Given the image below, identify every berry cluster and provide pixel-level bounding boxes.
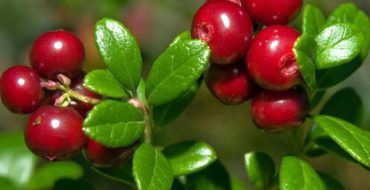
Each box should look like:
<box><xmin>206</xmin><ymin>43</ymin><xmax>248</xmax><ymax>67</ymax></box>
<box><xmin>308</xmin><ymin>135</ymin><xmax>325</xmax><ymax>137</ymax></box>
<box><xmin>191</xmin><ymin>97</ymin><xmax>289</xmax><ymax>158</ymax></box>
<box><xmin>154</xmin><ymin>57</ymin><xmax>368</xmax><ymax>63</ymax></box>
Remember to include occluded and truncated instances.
<box><xmin>0</xmin><ymin>31</ymin><xmax>131</xmax><ymax>166</ymax></box>
<box><xmin>193</xmin><ymin>0</ymin><xmax>308</xmax><ymax>132</ymax></box>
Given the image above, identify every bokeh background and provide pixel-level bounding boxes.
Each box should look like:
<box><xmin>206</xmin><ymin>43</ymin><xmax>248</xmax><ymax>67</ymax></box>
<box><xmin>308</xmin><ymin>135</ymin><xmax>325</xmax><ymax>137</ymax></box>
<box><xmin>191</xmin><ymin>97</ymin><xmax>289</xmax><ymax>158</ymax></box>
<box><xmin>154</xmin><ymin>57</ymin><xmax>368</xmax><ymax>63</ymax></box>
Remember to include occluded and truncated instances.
<box><xmin>0</xmin><ymin>0</ymin><xmax>369</xmax><ymax>189</ymax></box>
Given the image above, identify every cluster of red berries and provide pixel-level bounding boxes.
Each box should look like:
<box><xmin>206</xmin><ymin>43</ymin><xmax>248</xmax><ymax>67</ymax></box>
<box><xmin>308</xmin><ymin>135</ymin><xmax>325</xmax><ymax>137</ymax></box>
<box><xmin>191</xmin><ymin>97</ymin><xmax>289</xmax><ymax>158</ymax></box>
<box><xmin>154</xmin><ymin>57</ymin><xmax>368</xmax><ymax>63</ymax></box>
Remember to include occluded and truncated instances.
<box><xmin>0</xmin><ymin>31</ymin><xmax>131</xmax><ymax>166</ymax></box>
<box><xmin>192</xmin><ymin>0</ymin><xmax>308</xmax><ymax>132</ymax></box>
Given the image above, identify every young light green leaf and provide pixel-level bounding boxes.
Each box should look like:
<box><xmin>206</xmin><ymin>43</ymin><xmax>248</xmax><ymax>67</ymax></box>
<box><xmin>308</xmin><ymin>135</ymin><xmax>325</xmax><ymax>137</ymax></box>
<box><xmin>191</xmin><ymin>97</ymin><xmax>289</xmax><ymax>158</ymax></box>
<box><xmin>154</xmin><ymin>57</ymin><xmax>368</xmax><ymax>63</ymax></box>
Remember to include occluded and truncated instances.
<box><xmin>318</xmin><ymin>172</ymin><xmax>346</xmax><ymax>190</ymax></box>
<box><xmin>280</xmin><ymin>156</ymin><xmax>325</xmax><ymax>190</ymax></box>
<box><xmin>316</xmin><ymin>24</ymin><xmax>363</xmax><ymax>69</ymax></box>
<box><xmin>146</xmin><ymin>39</ymin><xmax>210</xmax><ymax>106</ymax></box>
<box><xmin>170</xmin><ymin>31</ymin><xmax>191</xmax><ymax>46</ymax></box>
<box><xmin>163</xmin><ymin>141</ymin><xmax>217</xmax><ymax>176</ymax></box>
<box><xmin>314</xmin><ymin>115</ymin><xmax>370</xmax><ymax>167</ymax></box>
<box><xmin>91</xmin><ymin>161</ymin><xmax>135</xmax><ymax>186</ymax></box>
<box><xmin>321</xmin><ymin>88</ymin><xmax>363</xmax><ymax>126</ymax></box>
<box><xmin>133</xmin><ymin>143</ymin><xmax>173</xmax><ymax>190</ymax></box>
<box><xmin>302</xmin><ymin>4</ymin><xmax>326</xmax><ymax>36</ymax></box>
<box><xmin>244</xmin><ymin>152</ymin><xmax>275</xmax><ymax>190</ymax></box>
<box><xmin>154</xmin><ymin>80</ymin><xmax>200</xmax><ymax>127</ymax></box>
<box><xmin>0</xmin><ymin>177</ymin><xmax>18</xmax><ymax>190</ymax></box>
<box><xmin>84</xmin><ymin>69</ymin><xmax>129</xmax><ymax>98</ymax></box>
<box><xmin>0</xmin><ymin>133</ymin><xmax>36</xmax><ymax>188</ymax></box>
<box><xmin>186</xmin><ymin>161</ymin><xmax>231</xmax><ymax>190</ymax></box>
<box><xmin>28</xmin><ymin>161</ymin><xmax>83</xmax><ymax>190</ymax></box>
<box><xmin>83</xmin><ymin>100</ymin><xmax>144</xmax><ymax>148</ymax></box>
<box><xmin>95</xmin><ymin>18</ymin><xmax>142</xmax><ymax>91</ymax></box>
<box><xmin>293</xmin><ymin>34</ymin><xmax>316</xmax><ymax>89</ymax></box>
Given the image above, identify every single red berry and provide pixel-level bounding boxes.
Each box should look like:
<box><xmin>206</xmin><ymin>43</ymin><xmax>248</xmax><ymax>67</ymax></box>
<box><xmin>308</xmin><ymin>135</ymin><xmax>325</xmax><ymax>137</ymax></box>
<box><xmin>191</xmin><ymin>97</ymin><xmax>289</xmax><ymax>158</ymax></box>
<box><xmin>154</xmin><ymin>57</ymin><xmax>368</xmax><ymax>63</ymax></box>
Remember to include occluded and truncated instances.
<box><xmin>192</xmin><ymin>1</ymin><xmax>253</xmax><ymax>64</ymax></box>
<box><xmin>251</xmin><ymin>88</ymin><xmax>308</xmax><ymax>132</ymax></box>
<box><xmin>205</xmin><ymin>61</ymin><xmax>254</xmax><ymax>104</ymax></box>
<box><xmin>242</xmin><ymin>0</ymin><xmax>302</xmax><ymax>25</ymax></box>
<box><xmin>247</xmin><ymin>25</ymin><xmax>301</xmax><ymax>90</ymax></box>
<box><xmin>0</xmin><ymin>66</ymin><xmax>43</xmax><ymax>113</ymax></box>
<box><xmin>30</xmin><ymin>30</ymin><xmax>85</xmax><ymax>80</ymax></box>
<box><xmin>84</xmin><ymin>139</ymin><xmax>135</xmax><ymax>168</ymax></box>
<box><xmin>207</xmin><ymin>0</ymin><xmax>242</xmax><ymax>6</ymax></box>
<box><xmin>25</xmin><ymin>106</ymin><xmax>86</xmax><ymax>161</ymax></box>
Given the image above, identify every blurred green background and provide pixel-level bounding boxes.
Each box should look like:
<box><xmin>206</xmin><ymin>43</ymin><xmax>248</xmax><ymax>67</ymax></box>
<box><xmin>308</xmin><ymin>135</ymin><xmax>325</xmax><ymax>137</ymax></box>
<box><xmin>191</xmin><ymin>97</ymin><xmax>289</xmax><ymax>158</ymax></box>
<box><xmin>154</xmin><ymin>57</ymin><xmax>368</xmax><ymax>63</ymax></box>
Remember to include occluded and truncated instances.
<box><xmin>0</xmin><ymin>0</ymin><xmax>369</xmax><ymax>189</ymax></box>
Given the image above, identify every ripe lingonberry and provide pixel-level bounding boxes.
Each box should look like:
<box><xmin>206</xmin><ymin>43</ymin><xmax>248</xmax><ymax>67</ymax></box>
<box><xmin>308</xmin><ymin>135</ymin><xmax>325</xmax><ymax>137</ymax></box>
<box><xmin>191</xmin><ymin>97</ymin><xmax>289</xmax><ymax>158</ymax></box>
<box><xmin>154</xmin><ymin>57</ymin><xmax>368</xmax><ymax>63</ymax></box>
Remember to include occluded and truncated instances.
<box><xmin>251</xmin><ymin>88</ymin><xmax>308</xmax><ymax>132</ymax></box>
<box><xmin>242</xmin><ymin>0</ymin><xmax>302</xmax><ymax>25</ymax></box>
<box><xmin>207</xmin><ymin>0</ymin><xmax>242</xmax><ymax>6</ymax></box>
<box><xmin>30</xmin><ymin>30</ymin><xmax>85</xmax><ymax>80</ymax></box>
<box><xmin>247</xmin><ymin>25</ymin><xmax>301</xmax><ymax>90</ymax></box>
<box><xmin>25</xmin><ymin>106</ymin><xmax>86</xmax><ymax>161</ymax></box>
<box><xmin>205</xmin><ymin>61</ymin><xmax>254</xmax><ymax>104</ymax></box>
<box><xmin>0</xmin><ymin>66</ymin><xmax>43</xmax><ymax>113</ymax></box>
<box><xmin>192</xmin><ymin>1</ymin><xmax>253</xmax><ymax>64</ymax></box>
<box><xmin>84</xmin><ymin>139</ymin><xmax>135</xmax><ymax>168</ymax></box>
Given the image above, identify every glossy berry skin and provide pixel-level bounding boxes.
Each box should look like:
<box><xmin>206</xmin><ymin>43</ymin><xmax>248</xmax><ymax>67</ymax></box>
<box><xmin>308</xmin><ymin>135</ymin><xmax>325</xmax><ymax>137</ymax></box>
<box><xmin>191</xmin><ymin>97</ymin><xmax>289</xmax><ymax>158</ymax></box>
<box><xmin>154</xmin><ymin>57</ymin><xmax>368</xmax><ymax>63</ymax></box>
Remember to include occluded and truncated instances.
<box><xmin>205</xmin><ymin>61</ymin><xmax>254</xmax><ymax>104</ymax></box>
<box><xmin>0</xmin><ymin>66</ymin><xmax>43</xmax><ymax>113</ymax></box>
<box><xmin>84</xmin><ymin>139</ymin><xmax>134</xmax><ymax>168</ymax></box>
<box><xmin>192</xmin><ymin>1</ymin><xmax>253</xmax><ymax>64</ymax></box>
<box><xmin>207</xmin><ymin>0</ymin><xmax>242</xmax><ymax>6</ymax></box>
<box><xmin>247</xmin><ymin>26</ymin><xmax>301</xmax><ymax>90</ymax></box>
<box><xmin>30</xmin><ymin>30</ymin><xmax>85</xmax><ymax>80</ymax></box>
<box><xmin>242</xmin><ymin>0</ymin><xmax>302</xmax><ymax>25</ymax></box>
<box><xmin>251</xmin><ymin>88</ymin><xmax>308</xmax><ymax>132</ymax></box>
<box><xmin>25</xmin><ymin>106</ymin><xmax>85</xmax><ymax>161</ymax></box>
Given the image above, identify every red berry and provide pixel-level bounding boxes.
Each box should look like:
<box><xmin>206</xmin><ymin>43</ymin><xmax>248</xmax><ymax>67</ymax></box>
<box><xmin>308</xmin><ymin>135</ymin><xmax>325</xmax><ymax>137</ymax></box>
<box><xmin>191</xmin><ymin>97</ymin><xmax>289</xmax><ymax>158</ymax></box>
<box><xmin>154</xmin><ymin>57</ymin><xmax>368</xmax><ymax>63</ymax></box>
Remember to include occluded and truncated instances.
<box><xmin>205</xmin><ymin>61</ymin><xmax>254</xmax><ymax>104</ymax></box>
<box><xmin>0</xmin><ymin>66</ymin><xmax>43</xmax><ymax>113</ymax></box>
<box><xmin>84</xmin><ymin>139</ymin><xmax>135</xmax><ymax>168</ymax></box>
<box><xmin>30</xmin><ymin>30</ymin><xmax>85</xmax><ymax>80</ymax></box>
<box><xmin>192</xmin><ymin>1</ymin><xmax>253</xmax><ymax>64</ymax></box>
<box><xmin>25</xmin><ymin>106</ymin><xmax>86</xmax><ymax>161</ymax></box>
<box><xmin>247</xmin><ymin>26</ymin><xmax>301</xmax><ymax>90</ymax></box>
<box><xmin>251</xmin><ymin>88</ymin><xmax>308</xmax><ymax>132</ymax></box>
<box><xmin>207</xmin><ymin>0</ymin><xmax>242</xmax><ymax>6</ymax></box>
<box><xmin>242</xmin><ymin>0</ymin><xmax>302</xmax><ymax>25</ymax></box>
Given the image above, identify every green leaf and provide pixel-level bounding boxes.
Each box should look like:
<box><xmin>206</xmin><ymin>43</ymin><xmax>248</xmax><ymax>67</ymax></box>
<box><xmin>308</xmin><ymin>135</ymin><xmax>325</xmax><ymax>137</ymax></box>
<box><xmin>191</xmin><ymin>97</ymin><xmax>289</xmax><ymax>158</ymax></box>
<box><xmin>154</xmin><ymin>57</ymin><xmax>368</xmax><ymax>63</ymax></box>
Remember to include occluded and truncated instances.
<box><xmin>83</xmin><ymin>100</ymin><xmax>144</xmax><ymax>148</ymax></box>
<box><xmin>95</xmin><ymin>18</ymin><xmax>142</xmax><ymax>91</ymax></box>
<box><xmin>318</xmin><ymin>172</ymin><xmax>345</xmax><ymax>190</ymax></box>
<box><xmin>91</xmin><ymin>161</ymin><xmax>135</xmax><ymax>186</ymax></box>
<box><xmin>231</xmin><ymin>177</ymin><xmax>249</xmax><ymax>190</ymax></box>
<box><xmin>316</xmin><ymin>24</ymin><xmax>363</xmax><ymax>69</ymax></box>
<box><xmin>137</xmin><ymin>79</ymin><xmax>147</xmax><ymax>105</ymax></box>
<box><xmin>309</xmin><ymin>90</ymin><xmax>326</xmax><ymax>109</ymax></box>
<box><xmin>326</xmin><ymin>3</ymin><xmax>362</xmax><ymax>26</ymax></box>
<box><xmin>169</xmin><ymin>31</ymin><xmax>191</xmax><ymax>46</ymax></box>
<box><xmin>146</xmin><ymin>38</ymin><xmax>210</xmax><ymax>106</ymax></box>
<box><xmin>314</xmin><ymin>115</ymin><xmax>370</xmax><ymax>167</ymax></box>
<box><xmin>53</xmin><ymin>179</ymin><xmax>94</xmax><ymax>190</ymax></box>
<box><xmin>302</xmin><ymin>4</ymin><xmax>326</xmax><ymax>36</ymax></box>
<box><xmin>293</xmin><ymin>34</ymin><xmax>316</xmax><ymax>89</ymax></box>
<box><xmin>28</xmin><ymin>161</ymin><xmax>83</xmax><ymax>190</ymax></box>
<box><xmin>154</xmin><ymin>81</ymin><xmax>200</xmax><ymax>127</ymax></box>
<box><xmin>133</xmin><ymin>143</ymin><xmax>173</xmax><ymax>190</ymax></box>
<box><xmin>186</xmin><ymin>160</ymin><xmax>231</xmax><ymax>190</ymax></box>
<box><xmin>280</xmin><ymin>156</ymin><xmax>325</xmax><ymax>190</ymax></box>
<box><xmin>0</xmin><ymin>177</ymin><xmax>18</xmax><ymax>190</ymax></box>
<box><xmin>321</xmin><ymin>88</ymin><xmax>363</xmax><ymax>126</ymax></box>
<box><xmin>84</xmin><ymin>69</ymin><xmax>129</xmax><ymax>98</ymax></box>
<box><xmin>0</xmin><ymin>133</ymin><xmax>36</xmax><ymax>188</ymax></box>
<box><xmin>244</xmin><ymin>152</ymin><xmax>275</xmax><ymax>190</ymax></box>
<box><xmin>163</xmin><ymin>141</ymin><xmax>217</xmax><ymax>176</ymax></box>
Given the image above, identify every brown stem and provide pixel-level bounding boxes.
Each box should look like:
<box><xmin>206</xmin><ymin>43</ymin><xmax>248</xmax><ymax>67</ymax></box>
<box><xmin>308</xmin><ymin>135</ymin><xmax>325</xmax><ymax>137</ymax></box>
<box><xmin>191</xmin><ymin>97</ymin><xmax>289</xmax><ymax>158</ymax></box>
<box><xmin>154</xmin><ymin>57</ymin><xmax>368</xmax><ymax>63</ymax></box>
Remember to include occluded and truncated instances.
<box><xmin>129</xmin><ymin>98</ymin><xmax>153</xmax><ymax>144</ymax></box>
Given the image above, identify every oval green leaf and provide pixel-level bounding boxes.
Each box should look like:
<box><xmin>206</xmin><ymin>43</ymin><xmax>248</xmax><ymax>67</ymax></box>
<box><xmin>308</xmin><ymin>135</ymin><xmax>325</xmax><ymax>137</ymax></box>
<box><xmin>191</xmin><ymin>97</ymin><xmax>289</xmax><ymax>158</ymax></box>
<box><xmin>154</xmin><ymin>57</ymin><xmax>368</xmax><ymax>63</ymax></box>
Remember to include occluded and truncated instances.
<box><xmin>163</xmin><ymin>141</ymin><xmax>217</xmax><ymax>176</ymax></box>
<box><xmin>84</xmin><ymin>69</ymin><xmax>128</xmax><ymax>98</ymax></box>
<box><xmin>302</xmin><ymin>4</ymin><xmax>326</xmax><ymax>36</ymax></box>
<box><xmin>83</xmin><ymin>100</ymin><xmax>144</xmax><ymax>148</ymax></box>
<box><xmin>185</xmin><ymin>160</ymin><xmax>231</xmax><ymax>190</ymax></box>
<box><xmin>316</xmin><ymin>24</ymin><xmax>363</xmax><ymax>69</ymax></box>
<box><xmin>280</xmin><ymin>156</ymin><xmax>325</xmax><ymax>190</ymax></box>
<box><xmin>314</xmin><ymin>115</ymin><xmax>370</xmax><ymax>167</ymax></box>
<box><xmin>95</xmin><ymin>18</ymin><xmax>142</xmax><ymax>91</ymax></box>
<box><xmin>0</xmin><ymin>133</ymin><xmax>36</xmax><ymax>188</ymax></box>
<box><xmin>28</xmin><ymin>161</ymin><xmax>83</xmax><ymax>190</ymax></box>
<box><xmin>133</xmin><ymin>143</ymin><xmax>173</xmax><ymax>190</ymax></box>
<box><xmin>146</xmin><ymin>38</ymin><xmax>210</xmax><ymax>106</ymax></box>
<box><xmin>244</xmin><ymin>152</ymin><xmax>275</xmax><ymax>190</ymax></box>
<box><xmin>153</xmin><ymin>80</ymin><xmax>200</xmax><ymax>127</ymax></box>
<box><xmin>293</xmin><ymin>34</ymin><xmax>316</xmax><ymax>89</ymax></box>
